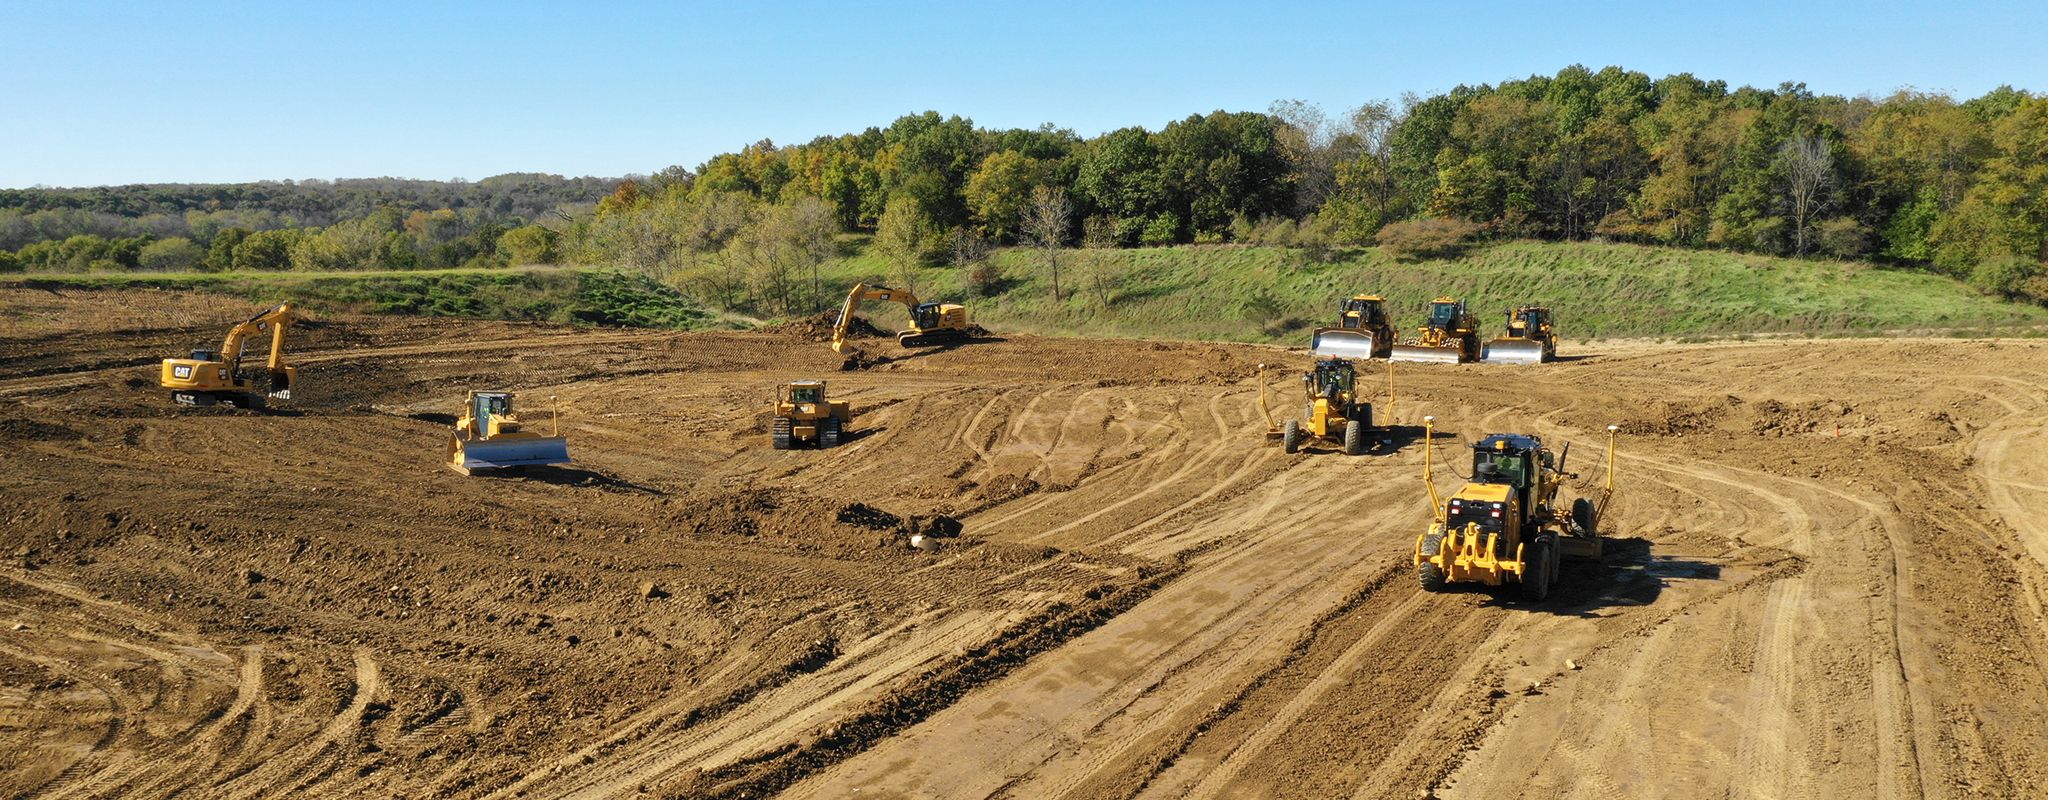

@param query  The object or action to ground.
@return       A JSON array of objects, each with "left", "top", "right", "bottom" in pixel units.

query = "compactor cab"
[
  {"left": 1276, "top": 357, "right": 1382, "bottom": 456},
  {"left": 447, "top": 391, "right": 571, "bottom": 475},
  {"left": 1389, "top": 297, "right": 1480, "bottom": 364},
  {"left": 1481, "top": 305, "right": 1558, "bottom": 364},
  {"left": 1310, "top": 294, "right": 1396, "bottom": 359},
  {"left": 1415, "top": 420, "right": 1617, "bottom": 601},
  {"left": 773, "top": 380, "right": 853, "bottom": 449}
]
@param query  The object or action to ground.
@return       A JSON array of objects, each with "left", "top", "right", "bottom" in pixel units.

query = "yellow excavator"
[
  {"left": 447, "top": 391, "right": 571, "bottom": 474},
  {"left": 1260, "top": 357, "right": 1388, "bottom": 455},
  {"left": 1413, "top": 418, "right": 1617, "bottom": 601},
  {"left": 1480, "top": 305, "right": 1557, "bottom": 365},
  {"left": 772, "top": 380, "right": 852, "bottom": 449},
  {"left": 1389, "top": 296, "right": 1480, "bottom": 364},
  {"left": 160, "top": 302, "right": 299, "bottom": 408},
  {"left": 1309, "top": 294, "right": 1395, "bottom": 359},
  {"left": 831, "top": 282, "right": 973, "bottom": 353}
]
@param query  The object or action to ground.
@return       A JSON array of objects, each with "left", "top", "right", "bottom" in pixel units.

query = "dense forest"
[{"left": 4, "top": 65, "right": 2043, "bottom": 310}]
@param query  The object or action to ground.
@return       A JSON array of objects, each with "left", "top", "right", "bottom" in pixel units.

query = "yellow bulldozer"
[
  {"left": 1261, "top": 357, "right": 1386, "bottom": 455},
  {"left": 1389, "top": 296, "right": 1480, "bottom": 364},
  {"left": 446, "top": 391, "right": 571, "bottom": 475},
  {"left": 831, "top": 282, "right": 973, "bottom": 353},
  {"left": 1413, "top": 418, "right": 1617, "bottom": 601},
  {"left": 160, "top": 302, "right": 299, "bottom": 408},
  {"left": 1480, "top": 305, "right": 1557, "bottom": 365},
  {"left": 1309, "top": 294, "right": 1395, "bottom": 359},
  {"left": 772, "top": 380, "right": 852, "bottom": 449}
]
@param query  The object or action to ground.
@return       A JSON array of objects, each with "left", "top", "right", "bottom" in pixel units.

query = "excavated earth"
[{"left": 2, "top": 287, "right": 2047, "bottom": 799}]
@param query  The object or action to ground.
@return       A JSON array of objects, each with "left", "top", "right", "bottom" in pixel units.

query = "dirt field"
[{"left": 3, "top": 287, "right": 2047, "bottom": 799}]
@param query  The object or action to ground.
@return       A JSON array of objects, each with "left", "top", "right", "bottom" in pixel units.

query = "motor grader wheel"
[
  {"left": 1343, "top": 419, "right": 1365, "bottom": 456},
  {"left": 1521, "top": 537, "right": 1555, "bottom": 602},
  {"left": 1282, "top": 419, "right": 1303, "bottom": 454},
  {"left": 1418, "top": 532, "right": 1447, "bottom": 591}
]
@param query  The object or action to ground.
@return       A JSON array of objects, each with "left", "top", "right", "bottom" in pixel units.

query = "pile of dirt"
[{"left": 765, "top": 312, "right": 890, "bottom": 342}]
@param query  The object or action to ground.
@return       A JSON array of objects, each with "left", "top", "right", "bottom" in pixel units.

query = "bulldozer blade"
[
  {"left": 1480, "top": 340, "right": 1548, "bottom": 365},
  {"left": 454, "top": 437, "right": 570, "bottom": 473},
  {"left": 1388, "top": 345, "right": 1466, "bottom": 364},
  {"left": 1310, "top": 328, "right": 1380, "bottom": 360}
]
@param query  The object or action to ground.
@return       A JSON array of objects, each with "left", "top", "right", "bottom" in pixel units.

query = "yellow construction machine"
[
  {"left": 1260, "top": 357, "right": 1388, "bottom": 455},
  {"left": 1389, "top": 297, "right": 1480, "bottom": 364},
  {"left": 446, "top": 391, "right": 571, "bottom": 474},
  {"left": 772, "top": 380, "right": 852, "bottom": 449},
  {"left": 160, "top": 302, "right": 299, "bottom": 408},
  {"left": 1309, "top": 294, "right": 1395, "bottom": 359},
  {"left": 1413, "top": 418, "right": 1617, "bottom": 601},
  {"left": 1480, "top": 305, "right": 1557, "bottom": 365},
  {"left": 831, "top": 282, "right": 973, "bottom": 353}
]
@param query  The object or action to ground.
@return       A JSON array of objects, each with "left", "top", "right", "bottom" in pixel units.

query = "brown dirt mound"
[{"left": 764, "top": 312, "right": 891, "bottom": 342}]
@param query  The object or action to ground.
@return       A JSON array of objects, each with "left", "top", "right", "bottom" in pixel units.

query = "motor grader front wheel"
[
  {"left": 1418, "top": 532, "right": 1447, "bottom": 591},
  {"left": 1521, "top": 538, "right": 1555, "bottom": 601},
  {"left": 1344, "top": 419, "right": 1365, "bottom": 456}
]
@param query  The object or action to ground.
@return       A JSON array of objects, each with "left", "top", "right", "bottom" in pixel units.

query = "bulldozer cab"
[
  {"left": 1509, "top": 307, "right": 1549, "bottom": 336},
  {"left": 1428, "top": 300, "right": 1465, "bottom": 329},
  {"left": 786, "top": 382, "right": 824, "bottom": 405},
  {"left": 1340, "top": 297, "right": 1386, "bottom": 328}
]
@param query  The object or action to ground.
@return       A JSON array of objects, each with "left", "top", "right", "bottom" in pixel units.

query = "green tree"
[
  {"left": 232, "top": 229, "right": 299, "bottom": 271},
  {"left": 206, "top": 227, "right": 250, "bottom": 271},
  {"left": 964, "top": 150, "right": 1039, "bottom": 240},
  {"left": 138, "top": 237, "right": 205, "bottom": 271},
  {"left": 874, "top": 194, "right": 941, "bottom": 286},
  {"left": 1932, "top": 98, "right": 2048, "bottom": 271},
  {"left": 498, "top": 225, "right": 559, "bottom": 265}
]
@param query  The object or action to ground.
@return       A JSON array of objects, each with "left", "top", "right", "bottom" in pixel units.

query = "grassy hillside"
[
  {"left": 2, "top": 267, "right": 729, "bottom": 331},
  {"left": 814, "top": 240, "right": 2048, "bottom": 341}
]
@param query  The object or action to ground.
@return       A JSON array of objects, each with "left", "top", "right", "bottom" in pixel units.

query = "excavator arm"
[
  {"left": 217, "top": 303, "right": 298, "bottom": 374},
  {"left": 832, "top": 283, "right": 918, "bottom": 353}
]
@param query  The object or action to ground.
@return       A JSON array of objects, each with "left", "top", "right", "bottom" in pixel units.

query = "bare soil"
[{"left": 2, "top": 287, "right": 2046, "bottom": 799}]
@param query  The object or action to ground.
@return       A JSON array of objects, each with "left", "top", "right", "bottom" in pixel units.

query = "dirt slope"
[{"left": 1, "top": 287, "right": 2045, "bottom": 799}]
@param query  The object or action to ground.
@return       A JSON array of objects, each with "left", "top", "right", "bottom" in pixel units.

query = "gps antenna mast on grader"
[
  {"left": 160, "top": 302, "right": 299, "bottom": 408},
  {"left": 1309, "top": 294, "right": 1395, "bottom": 359},
  {"left": 831, "top": 282, "right": 973, "bottom": 354},
  {"left": 1389, "top": 297, "right": 1481, "bottom": 364},
  {"left": 1413, "top": 417, "right": 1618, "bottom": 601}
]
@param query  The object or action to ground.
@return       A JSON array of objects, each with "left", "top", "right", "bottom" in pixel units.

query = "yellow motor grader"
[
  {"left": 446, "top": 391, "right": 571, "bottom": 475},
  {"left": 1389, "top": 296, "right": 1481, "bottom": 364},
  {"left": 1480, "top": 305, "right": 1558, "bottom": 365},
  {"left": 1260, "top": 356, "right": 1388, "bottom": 456},
  {"left": 772, "top": 380, "right": 852, "bottom": 449},
  {"left": 1309, "top": 294, "right": 1395, "bottom": 359},
  {"left": 1413, "top": 418, "right": 1617, "bottom": 601},
  {"left": 160, "top": 302, "right": 299, "bottom": 408}
]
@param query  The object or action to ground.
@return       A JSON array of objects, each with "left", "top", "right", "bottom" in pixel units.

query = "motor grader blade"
[
  {"left": 1480, "top": 339, "right": 1548, "bottom": 365},
  {"left": 448, "top": 434, "right": 570, "bottom": 475},
  {"left": 1388, "top": 344, "right": 1466, "bottom": 364},
  {"left": 1310, "top": 328, "right": 1380, "bottom": 360}
]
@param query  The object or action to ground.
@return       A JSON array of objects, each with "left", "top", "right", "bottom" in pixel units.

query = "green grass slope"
[{"left": 818, "top": 240, "right": 2048, "bottom": 342}]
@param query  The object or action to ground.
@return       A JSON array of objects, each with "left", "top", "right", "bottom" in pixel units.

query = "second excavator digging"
[{"left": 1309, "top": 294, "right": 1395, "bottom": 360}]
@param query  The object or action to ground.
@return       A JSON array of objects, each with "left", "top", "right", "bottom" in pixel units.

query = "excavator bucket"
[
  {"left": 1310, "top": 328, "right": 1381, "bottom": 360},
  {"left": 1388, "top": 344, "right": 1466, "bottom": 364},
  {"left": 1480, "top": 339, "right": 1548, "bottom": 365},
  {"left": 448, "top": 434, "right": 571, "bottom": 475}
]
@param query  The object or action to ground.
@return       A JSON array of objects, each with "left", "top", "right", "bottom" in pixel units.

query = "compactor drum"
[
  {"left": 447, "top": 391, "right": 571, "bottom": 475},
  {"left": 1309, "top": 294, "right": 1396, "bottom": 360},
  {"left": 1480, "top": 305, "right": 1558, "bottom": 365},
  {"left": 1389, "top": 297, "right": 1481, "bottom": 364}
]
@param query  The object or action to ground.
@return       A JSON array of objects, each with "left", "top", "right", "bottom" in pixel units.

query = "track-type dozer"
[
  {"left": 1262, "top": 357, "right": 1385, "bottom": 455},
  {"left": 831, "top": 282, "right": 973, "bottom": 353},
  {"left": 1413, "top": 418, "right": 1617, "bottom": 601},
  {"left": 160, "top": 302, "right": 299, "bottom": 408},
  {"left": 447, "top": 391, "right": 570, "bottom": 475},
  {"left": 1310, "top": 294, "right": 1395, "bottom": 360},
  {"left": 1480, "top": 305, "right": 1557, "bottom": 365},
  {"left": 1389, "top": 297, "right": 1480, "bottom": 364},
  {"left": 772, "top": 380, "right": 852, "bottom": 449}
]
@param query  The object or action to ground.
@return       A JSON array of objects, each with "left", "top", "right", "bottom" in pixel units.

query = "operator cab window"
[
  {"left": 791, "top": 387, "right": 820, "bottom": 403},
  {"left": 1431, "top": 304, "right": 1458, "bottom": 326}
]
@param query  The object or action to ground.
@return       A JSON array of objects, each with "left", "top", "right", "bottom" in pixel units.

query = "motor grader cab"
[
  {"left": 447, "top": 391, "right": 571, "bottom": 475},
  {"left": 772, "top": 380, "right": 852, "bottom": 449},
  {"left": 1273, "top": 357, "right": 1382, "bottom": 456},
  {"left": 831, "top": 282, "right": 973, "bottom": 353},
  {"left": 1413, "top": 418, "right": 1617, "bottom": 601},
  {"left": 1389, "top": 297, "right": 1480, "bottom": 364},
  {"left": 1309, "top": 294, "right": 1395, "bottom": 359},
  {"left": 160, "top": 302, "right": 299, "bottom": 408},
  {"left": 1481, "top": 305, "right": 1557, "bottom": 365}
]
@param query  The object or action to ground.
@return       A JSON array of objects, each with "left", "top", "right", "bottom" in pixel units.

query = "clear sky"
[{"left": 1, "top": 0, "right": 2040, "bottom": 188}]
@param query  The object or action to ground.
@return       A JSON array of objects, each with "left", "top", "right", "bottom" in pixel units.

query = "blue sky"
[{"left": 1, "top": 0, "right": 2039, "bottom": 187}]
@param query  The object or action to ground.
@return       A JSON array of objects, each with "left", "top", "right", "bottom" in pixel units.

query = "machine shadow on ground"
[
  {"left": 1477, "top": 536, "right": 1720, "bottom": 617},
  {"left": 470, "top": 464, "right": 666, "bottom": 494}
]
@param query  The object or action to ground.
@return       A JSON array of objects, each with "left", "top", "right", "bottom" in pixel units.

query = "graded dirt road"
[{"left": 2, "top": 288, "right": 2046, "bottom": 799}]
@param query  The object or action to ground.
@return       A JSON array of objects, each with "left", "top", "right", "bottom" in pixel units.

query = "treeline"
[{"left": 573, "top": 65, "right": 2046, "bottom": 304}]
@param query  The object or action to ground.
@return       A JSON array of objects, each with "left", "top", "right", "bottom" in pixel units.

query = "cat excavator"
[
  {"left": 1389, "top": 296, "right": 1481, "bottom": 364},
  {"left": 1413, "top": 417, "right": 1618, "bottom": 601},
  {"left": 830, "top": 282, "right": 973, "bottom": 354},
  {"left": 160, "top": 302, "right": 299, "bottom": 408},
  {"left": 1309, "top": 294, "right": 1395, "bottom": 359}
]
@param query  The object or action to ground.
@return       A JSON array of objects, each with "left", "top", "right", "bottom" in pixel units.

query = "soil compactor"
[
  {"left": 447, "top": 391, "right": 571, "bottom": 475},
  {"left": 1480, "top": 305, "right": 1557, "bottom": 365},
  {"left": 831, "top": 282, "right": 973, "bottom": 353},
  {"left": 160, "top": 302, "right": 299, "bottom": 408},
  {"left": 1414, "top": 418, "right": 1617, "bottom": 601},
  {"left": 1389, "top": 297, "right": 1481, "bottom": 364},
  {"left": 772, "top": 380, "right": 852, "bottom": 449},
  {"left": 1309, "top": 294, "right": 1396, "bottom": 359},
  {"left": 1261, "top": 357, "right": 1386, "bottom": 456}
]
